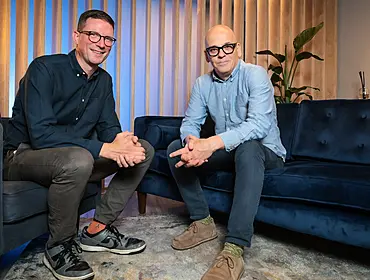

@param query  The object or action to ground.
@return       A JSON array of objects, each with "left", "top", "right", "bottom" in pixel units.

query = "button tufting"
[
  {"left": 320, "top": 140, "right": 327, "bottom": 145},
  {"left": 361, "top": 114, "right": 367, "bottom": 119},
  {"left": 358, "top": 144, "right": 365, "bottom": 148}
]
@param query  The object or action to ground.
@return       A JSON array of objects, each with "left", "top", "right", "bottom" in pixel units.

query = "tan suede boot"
[
  {"left": 201, "top": 251, "right": 245, "bottom": 280},
  {"left": 171, "top": 219, "right": 217, "bottom": 250}
]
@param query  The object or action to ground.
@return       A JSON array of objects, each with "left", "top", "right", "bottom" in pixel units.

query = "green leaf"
[
  {"left": 272, "top": 83, "right": 282, "bottom": 90},
  {"left": 289, "top": 86, "right": 320, "bottom": 93},
  {"left": 271, "top": 73, "right": 283, "bottom": 84},
  {"left": 285, "top": 89, "right": 293, "bottom": 101},
  {"left": 274, "top": 96, "right": 284, "bottom": 104},
  {"left": 255, "top": 50, "right": 285, "bottom": 63},
  {"left": 268, "top": 64, "right": 283, "bottom": 74},
  {"left": 293, "top": 22, "right": 324, "bottom": 52},
  {"left": 305, "top": 93, "right": 313, "bottom": 100},
  {"left": 293, "top": 92, "right": 314, "bottom": 102},
  {"left": 296, "top": 52, "right": 324, "bottom": 62}
]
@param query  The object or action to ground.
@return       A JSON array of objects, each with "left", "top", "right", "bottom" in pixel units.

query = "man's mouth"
[
  {"left": 217, "top": 61, "right": 229, "bottom": 66},
  {"left": 91, "top": 49, "right": 105, "bottom": 55}
]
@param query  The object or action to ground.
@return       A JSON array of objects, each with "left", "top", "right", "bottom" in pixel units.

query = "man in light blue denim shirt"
[{"left": 167, "top": 25, "right": 286, "bottom": 280}]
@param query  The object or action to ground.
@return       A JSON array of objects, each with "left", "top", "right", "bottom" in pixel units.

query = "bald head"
[
  {"left": 205, "top": 25, "right": 237, "bottom": 48},
  {"left": 204, "top": 25, "right": 241, "bottom": 80}
]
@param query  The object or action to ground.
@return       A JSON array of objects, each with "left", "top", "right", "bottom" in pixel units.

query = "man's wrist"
[
  {"left": 207, "top": 135, "right": 224, "bottom": 152},
  {"left": 99, "top": 143, "right": 110, "bottom": 158}
]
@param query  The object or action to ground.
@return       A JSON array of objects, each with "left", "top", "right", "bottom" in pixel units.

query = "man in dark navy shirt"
[{"left": 4, "top": 10, "right": 154, "bottom": 280}]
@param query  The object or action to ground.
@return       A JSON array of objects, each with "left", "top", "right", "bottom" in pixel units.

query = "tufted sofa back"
[{"left": 291, "top": 99, "right": 370, "bottom": 164}]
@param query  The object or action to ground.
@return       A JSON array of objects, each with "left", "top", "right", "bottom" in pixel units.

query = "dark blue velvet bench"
[{"left": 134, "top": 100, "right": 370, "bottom": 249}]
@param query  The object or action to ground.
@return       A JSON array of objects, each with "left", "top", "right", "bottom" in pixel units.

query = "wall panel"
[{"left": 1, "top": 0, "right": 338, "bottom": 120}]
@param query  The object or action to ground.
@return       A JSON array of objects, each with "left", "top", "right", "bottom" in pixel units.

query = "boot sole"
[
  {"left": 79, "top": 243, "right": 146, "bottom": 255},
  {"left": 43, "top": 256, "right": 95, "bottom": 280},
  {"left": 171, "top": 234, "right": 218, "bottom": 250}
]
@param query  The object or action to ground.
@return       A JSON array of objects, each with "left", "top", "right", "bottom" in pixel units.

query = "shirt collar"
[
  {"left": 211, "top": 59, "right": 241, "bottom": 83},
  {"left": 68, "top": 49, "right": 100, "bottom": 78}
]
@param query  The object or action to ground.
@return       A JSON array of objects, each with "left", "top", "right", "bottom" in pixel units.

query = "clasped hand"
[
  {"left": 100, "top": 132, "right": 146, "bottom": 168},
  {"left": 169, "top": 135, "right": 214, "bottom": 168}
]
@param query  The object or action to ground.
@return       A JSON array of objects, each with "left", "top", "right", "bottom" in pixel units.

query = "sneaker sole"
[
  {"left": 43, "top": 256, "right": 95, "bottom": 280},
  {"left": 79, "top": 242, "right": 146, "bottom": 255},
  {"left": 171, "top": 234, "right": 218, "bottom": 250}
]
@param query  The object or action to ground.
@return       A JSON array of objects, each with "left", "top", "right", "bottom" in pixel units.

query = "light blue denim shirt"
[{"left": 180, "top": 59, "right": 286, "bottom": 160}]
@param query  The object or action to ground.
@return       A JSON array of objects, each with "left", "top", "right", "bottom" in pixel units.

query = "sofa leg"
[{"left": 137, "top": 191, "right": 147, "bottom": 215}]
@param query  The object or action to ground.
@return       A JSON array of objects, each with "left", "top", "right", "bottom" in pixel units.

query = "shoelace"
[
  {"left": 215, "top": 254, "right": 235, "bottom": 269},
  {"left": 187, "top": 222, "right": 198, "bottom": 233},
  {"left": 59, "top": 240, "right": 83, "bottom": 265},
  {"left": 107, "top": 225, "right": 127, "bottom": 244}
]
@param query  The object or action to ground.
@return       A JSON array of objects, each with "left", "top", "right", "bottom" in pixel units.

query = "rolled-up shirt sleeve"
[{"left": 218, "top": 66, "right": 274, "bottom": 151}]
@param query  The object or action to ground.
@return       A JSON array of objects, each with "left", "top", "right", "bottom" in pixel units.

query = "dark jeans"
[
  {"left": 167, "top": 139, "right": 284, "bottom": 248},
  {"left": 4, "top": 140, "right": 154, "bottom": 247}
]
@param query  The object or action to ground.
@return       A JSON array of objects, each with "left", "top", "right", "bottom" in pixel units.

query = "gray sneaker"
[
  {"left": 79, "top": 225, "right": 146, "bottom": 255},
  {"left": 43, "top": 239, "right": 94, "bottom": 280}
]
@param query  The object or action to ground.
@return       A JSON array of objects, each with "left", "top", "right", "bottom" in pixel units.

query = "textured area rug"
[{"left": 4, "top": 214, "right": 370, "bottom": 280}]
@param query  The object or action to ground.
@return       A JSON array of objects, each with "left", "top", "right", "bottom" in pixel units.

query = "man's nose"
[
  {"left": 96, "top": 39, "right": 106, "bottom": 48},
  {"left": 218, "top": 50, "right": 226, "bottom": 58}
]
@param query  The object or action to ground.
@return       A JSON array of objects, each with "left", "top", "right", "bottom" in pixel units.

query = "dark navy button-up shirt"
[{"left": 5, "top": 50, "right": 121, "bottom": 158}]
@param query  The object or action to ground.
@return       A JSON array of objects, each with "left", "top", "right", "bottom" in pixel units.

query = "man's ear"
[
  {"left": 72, "top": 30, "right": 79, "bottom": 46},
  {"left": 237, "top": 43, "right": 242, "bottom": 58},
  {"left": 204, "top": 50, "right": 210, "bottom": 63}
]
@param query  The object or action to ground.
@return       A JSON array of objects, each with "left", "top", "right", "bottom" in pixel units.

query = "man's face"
[
  {"left": 73, "top": 18, "right": 114, "bottom": 68},
  {"left": 205, "top": 30, "right": 241, "bottom": 80}
]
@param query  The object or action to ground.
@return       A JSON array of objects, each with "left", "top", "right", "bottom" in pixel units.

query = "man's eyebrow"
[{"left": 207, "top": 42, "right": 234, "bottom": 48}]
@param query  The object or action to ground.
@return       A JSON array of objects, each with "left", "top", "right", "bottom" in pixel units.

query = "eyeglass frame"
[
  {"left": 77, "top": 30, "right": 117, "bottom": 47},
  {"left": 205, "top": 42, "right": 238, "bottom": 57}
]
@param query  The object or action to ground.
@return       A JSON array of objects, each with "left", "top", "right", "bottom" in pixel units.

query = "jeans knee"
[
  {"left": 167, "top": 139, "right": 183, "bottom": 167},
  {"left": 58, "top": 147, "right": 94, "bottom": 179},
  {"left": 167, "top": 139, "right": 182, "bottom": 157},
  {"left": 236, "top": 140, "right": 264, "bottom": 162},
  {"left": 139, "top": 139, "right": 155, "bottom": 161}
]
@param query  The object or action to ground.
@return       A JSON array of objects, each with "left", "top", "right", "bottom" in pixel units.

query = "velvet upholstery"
[
  {"left": 0, "top": 118, "right": 101, "bottom": 255},
  {"left": 135, "top": 100, "right": 370, "bottom": 249}
]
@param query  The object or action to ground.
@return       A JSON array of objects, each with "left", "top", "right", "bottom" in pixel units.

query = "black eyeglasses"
[
  {"left": 78, "top": 30, "right": 116, "bottom": 47},
  {"left": 206, "top": 43, "right": 237, "bottom": 57}
]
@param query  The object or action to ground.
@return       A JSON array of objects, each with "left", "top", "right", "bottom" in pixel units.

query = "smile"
[
  {"left": 91, "top": 49, "right": 105, "bottom": 55},
  {"left": 217, "top": 61, "right": 229, "bottom": 66}
]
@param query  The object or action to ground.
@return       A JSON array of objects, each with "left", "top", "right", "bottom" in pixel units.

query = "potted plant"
[{"left": 256, "top": 22, "right": 324, "bottom": 103}]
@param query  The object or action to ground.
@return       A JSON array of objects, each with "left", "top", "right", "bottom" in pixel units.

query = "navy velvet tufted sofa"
[
  {"left": 134, "top": 99, "right": 370, "bottom": 249},
  {"left": 0, "top": 118, "right": 102, "bottom": 255}
]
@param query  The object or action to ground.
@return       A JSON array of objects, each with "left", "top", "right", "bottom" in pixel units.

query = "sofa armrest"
[
  {"left": 0, "top": 123, "right": 4, "bottom": 254},
  {"left": 134, "top": 116, "right": 183, "bottom": 150}
]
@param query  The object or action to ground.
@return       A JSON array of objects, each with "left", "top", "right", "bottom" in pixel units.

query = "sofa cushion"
[
  {"left": 276, "top": 103, "right": 299, "bottom": 161},
  {"left": 134, "top": 116, "right": 183, "bottom": 149},
  {"left": 3, "top": 181, "right": 99, "bottom": 224},
  {"left": 149, "top": 150, "right": 172, "bottom": 177},
  {"left": 292, "top": 99, "right": 370, "bottom": 164},
  {"left": 168, "top": 160, "right": 370, "bottom": 212},
  {"left": 263, "top": 161, "right": 370, "bottom": 212},
  {"left": 143, "top": 124, "right": 180, "bottom": 150}
]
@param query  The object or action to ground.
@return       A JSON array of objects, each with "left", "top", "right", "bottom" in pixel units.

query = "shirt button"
[
  {"left": 75, "top": 117, "right": 79, "bottom": 121},
  {"left": 226, "top": 113, "right": 229, "bottom": 117},
  {"left": 77, "top": 74, "right": 80, "bottom": 77},
  {"left": 223, "top": 98, "right": 227, "bottom": 102},
  {"left": 82, "top": 99, "right": 85, "bottom": 102},
  {"left": 227, "top": 127, "right": 230, "bottom": 131}
]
